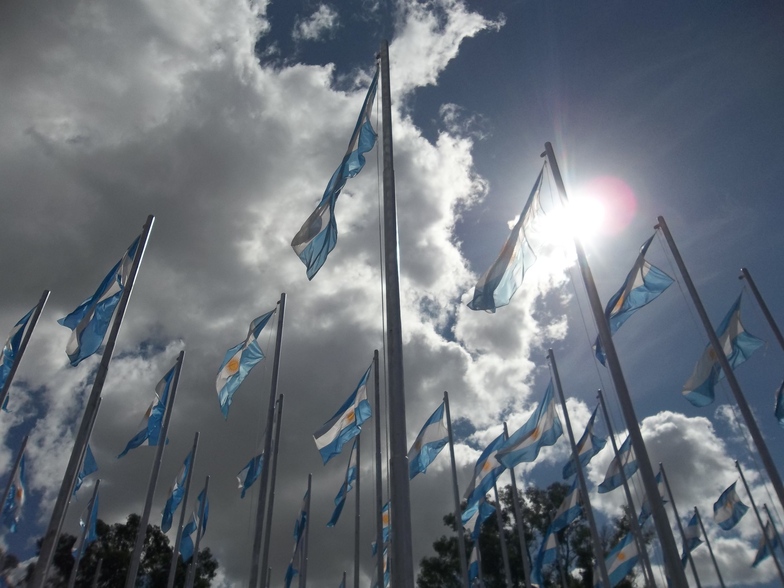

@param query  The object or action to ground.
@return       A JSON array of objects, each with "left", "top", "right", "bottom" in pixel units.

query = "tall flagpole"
[
  {"left": 67, "top": 479, "right": 101, "bottom": 588},
  {"left": 300, "top": 473, "right": 313, "bottom": 588},
  {"left": 544, "top": 144, "right": 687, "bottom": 587},
  {"left": 740, "top": 268, "right": 784, "bottom": 353},
  {"left": 354, "top": 434, "right": 361, "bottom": 588},
  {"left": 32, "top": 214, "right": 155, "bottom": 588},
  {"left": 0, "top": 289, "right": 50, "bottom": 410},
  {"left": 250, "top": 293, "right": 286, "bottom": 588},
  {"left": 548, "top": 353, "right": 611, "bottom": 588},
  {"left": 444, "top": 391, "right": 470, "bottom": 588},
  {"left": 694, "top": 506, "right": 725, "bottom": 588},
  {"left": 380, "top": 40, "right": 414, "bottom": 588},
  {"left": 261, "top": 394, "right": 285, "bottom": 588},
  {"left": 660, "top": 463, "right": 702, "bottom": 588},
  {"left": 185, "top": 476, "right": 210, "bottom": 588},
  {"left": 492, "top": 482, "right": 513, "bottom": 588},
  {"left": 596, "top": 389, "right": 655, "bottom": 586},
  {"left": 502, "top": 425, "right": 532, "bottom": 588},
  {"left": 658, "top": 216, "right": 784, "bottom": 513},
  {"left": 126, "top": 350, "right": 186, "bottom": 588},
  {"left": 91, "top": 558, "right": 103, "bottom": 588},
  {"left": 373, "top": 350, "right": 384, "bottom": 588},
  {"left": 167, "top": 432, "right": 200, "bottom": 588}
]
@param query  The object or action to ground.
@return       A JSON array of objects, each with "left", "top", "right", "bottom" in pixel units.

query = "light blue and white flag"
[
  {"left": 2, "top": 454, "right": 25, "bottom": 533},
  {"left": 775, "top": 380, "right": 784, "bottom": 428},
  {"left": 0, "top": 306, "right": 35, "bottom": 409},
  {"left": 161, "top": 450, "right": 193, "bottom": 533},
  {"left": 284, "top": 488, "right": 310, "bottom": 588},
  {"left": 237, "top": 452, "right": 264, "bottom": 499},
  {"left": 462, "top": 433, "right": 507, "bottom": 524},
  {"left": 551, "top": 479, "right": 582, "bottom": 532},
  {"left": 598, "top": 434, "right": 638, "bottom": 494},
  {"left": 117, "top": 364, "right": 176, "bottom": 458},
  {"left": 291, "top": 68, "right": 379, "bottom": 280},
  {"left": 408, "top": 401, "right": 448, "bottom": 479},
  {"left": 713, "top": 481, "right": 749, "bottom": 530},
  {"left": 638, "top": 471, "right": 666, "bottom": 526},
  {"left": 532, "top": 526, "right": 559, "bottom": 587},
  {"left": 563, "top": 405, "right": 606, "bottom": 479},
  {"left": 73, "top": 444, "right": 98, "bottom": 497},
  {"left": 594, "top": 234, "right": 673, "bottom": 365},
  {"left": 180, "top": 488, "right": 209, "bottom": 563},
  {"left": 680, "top": 513, "right": 702, "bottom": 567},
  {"left": 314, "top": 364, "right": 372, "bottom": 464},
  {"left": 468, "top": 167, "right": 544, "bottom": 312},
  {"left": 327, "top": 438, "right": 358, "bottom": 527},
  {"left": 468, "top": 543, "right": 481, "bottom": 587},
  {"left": 371, "top": 502, "right": 391, "bottom": 556},
  {"left": 71, "top": 491, "right": 99, "bottom": 560},
  {"left": 752, "top": 520, "right": 779, "bottom": 567},
  {"left": 604, "top": 532, "right": 639, "bottom": 587},
  {"left": 216, "top": 310, "right": 275, "bottom": 419},
  {"left": 464, "top": 499, "right": 495, "bottom": 541},
  {"left": 497, "top": 381, "right": 563, "bottom": 469},
  {"left": 683, "top": 294, "right": 764, "bottom": 407},
  {"left": 59, "top": 236, "right": 140, "bottom": 366}
]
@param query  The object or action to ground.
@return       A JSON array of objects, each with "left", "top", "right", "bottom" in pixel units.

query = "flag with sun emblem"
[
  {"left": 605, "top": 531, "right": 639, "bottom": 586},
  {"left": 216, "top": 310, "right": 275, "bottom": 418},
  {"left": 408, "top": 401, "right": 448, "bottom": 479},
  {"left": 462, "top": 432, "right": 507, "bottom": 525}
]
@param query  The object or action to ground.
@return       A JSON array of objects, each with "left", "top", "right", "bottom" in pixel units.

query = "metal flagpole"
[
  {"left": 502, "top": 427, "right": 533, "bottom": 588},
  {"left": 660, "top": 463, "right": 702, "bottom": 588},
  {"left": 595, "top": 389, "right": 655, "bottom": 586},
  {"left": 694, "top": 506, "right": 725, "bottom": 588},
  {"left": 250, "top": 293, "right": 286, "bottom": 588},
  {"left": 32, "top": 214, "right": 155, "bottom": 588},
  {"left": 445, "top": 391, "right": 470, "bottom": 588},
  {"left": 1, "top": 435, "right": 27, "bottom": 521},
  {"left": 0, "top": 289, "right": 50, "bottom": 411},
  {"left": 354, "top": 433, "right": 361, "bottom": 588},
  {"left": 373, "top": 350, "right": 384, "bottom": 588},
  {"left": 342, "top": 571, "right": 347, "bottom": 588},
  {"left": 261, "top": 394, "right": 285, "bottom": 588},
  {"left": 492, "top": 482, "right": 513, "bottom": 587},
  {"left": 68, "top": 479, "right": 101, "bottom": 588},
  {"left": 379, "top": 40, "right": 414, "bottom": 588},
  {"left": 737, "top": 461, "right": 784, "bottom": 584},
  {"left": 91, "top": 558, "right": 103, "bottom": 588},
  {"left": 657, "top": 216, "right": 784, "bottom": 513},
  {"left": 300, "top": 473, "right": 312, "bottom": 588},
  {"left": 740, "top": 268, "right": 784, "bottom": 353},
  {"left": 167, "top": 432, "right": 200, "bottom": 588},
  {"left": 185, "top": 476, "right": 210, "bottom": 588},
  {"left": 544, "top": 144, "right": 687, "bottom": 586},
  {"left": 126, "top": 350, "right": 186, "bottom": 588},
  {"left": 548, "top": 354, "right": 611, "bottom": 588}
]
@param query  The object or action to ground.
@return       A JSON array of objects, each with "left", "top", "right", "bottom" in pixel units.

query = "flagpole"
[
  {"left": 185, "top": 476, "right": 210, "bottom": 588},
  {"left": 1, "top": 435, "right": 27, "bottom": 523},
  {"left": 492, "top": 482, "right": 513, "bottom": 588},
  {"left": 32, "top": 214, "right": 154, "bottom": 588},
  {"left": 657, "top": 217, "right": 784, "bottom": 513},
  {"left": 300, "top": 473, "right": 312, "bottom": 588},
  {"left": 67, "top": 479, "right": 100, "bottom": 588},
  {"left": 250, "top": 293, "right": 286, "bottom": 588},
  {"left": 126, "top": 350, "right": 185, "bottom": 588},
  {"left": 373, "top": 350, "right": 384, "bottom": 588},
  {"left": 445, "top": 392, "right": 470, "bottom": 588},
  {"left": 694, "top": 506, "right": 725, "bottom": 588},
  {"left": 503, "top": 436, "right": 533, "bottom": 588},
  {"left": 543, "top": 145, "right": 687, "bottom": 587},
  {"left": 740, "top": 268, "right": 784, "bottom": 353},
  {"left": 380, "top": 40, "right": 414, "bottom": 588},
  {"left": 167, "top": 432, "right": 200, "bottom": 588},
  {"left": 548, "top": 353, "right": 611, "bottom": 588},
  {"left": 354, "top": 432, "right": 361, "bottom": 588},
  {"left": 660, "top": 463, "right": 702, "bottom": 588},
  {"left": 737, "top": 461, "right": 784, "bottom": 584},
  {"left": 476, "top": 544, "right": 484, "bottom": 588},
  {"left": 342, "top": 571, "right": 347, "bottom": 588},
  {"left": 595, "top": 389, "right": 655, "bottom": 586},
  {"left": 91, "top": 558, "right": 102, "bottom": 588},
  {"left": 261, "top": 394, "right": 284, "bottom": 588},
  {"left": 763, "top": 504, "right": 784, "bottom": 574},
  {"left": 0, "top": 289, "right": 50, "bottom": 411},
  {"left": 548, "top": 510, "right": 569, "bottom": 588}
]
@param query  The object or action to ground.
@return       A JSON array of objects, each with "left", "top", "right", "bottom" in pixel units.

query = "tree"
[{"left": 417, "top": 482, "right": 645, "bottom": 588}]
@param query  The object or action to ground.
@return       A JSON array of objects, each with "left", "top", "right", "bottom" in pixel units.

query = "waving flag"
[
  {"left": 713, "top": 481, "right": 749, "bottom": 530},
  {"left": 562, "top": 405, "right": 606, "bottom": 479},
  {"left": 598, "top": 434, "right": 638, "bottom": 494},
  {"left": 0, "top": 306, "right": 35, "bottom": 407},
  {"left": 408, "top": 401, "right": 448, "bottom": 479},
  {"left": 605, "top": 532, "right": 639, "bottom": 587},
  {"left": 683, "top": 294, "right": 764, "bottom": 407},
  {"left": 1, "top": 454, "right": 25, "bottom": 533},
  {"left": 161, "top": 450, "right": 192, "bottom": 533},
  {"left": 462, "top": 433, "right": 507, "bottom": 524},
  {"left": 752, "top": 520, "right": 779, "bottom": 567},
  {"left": 327, "top": 438, "right": 358, "bottom": 527},
  {"left": 71, "top": 491, "right": 100, "bottom": 560},
  {"left": 551, "top": 479, "right": 582, "bottom": 532},
  {"left": 237, "top": 452, "right": 264, "bottom": 499},
  {"left": 594, "top": 234, "right": 673, "bottom": 365},
  {"left": 638, "top": 471, "right": 666, "bottom": 526},
  {"left": 117, "top": 364, "right": 176, "bottom": 458},
  {"left": 314, "top": 364, "right": 372, "bottom": 464},
  {"left": 532, "top": 527, "right": 559, "bottom": 587},
  {"left": 497, "top": 381, "right": 563, "bottom": 469},
  {"left": 59, "top": 236, "right": 140, "bottom": 366},
  {"left": 284, "top": 488, "right": 310, "bottom": 588},
  {"left": 680, "top": 513, "right": 702, "bottom": 567},
  {"left": 216, "top": 310, "right": 275, "bottom": 419},
  {"left": 291, "top": 68, "right": 379, "bottom": 280},
  {"left": 467, "top": 167, "right": 544, "bottom": 312},
  {"left": 464, "top": 499, "right": 495, "bottom": 541},
  {"left": 468, "top": 543, "right": 481, "bottom": 587},
  {"left": 372, "top": 502, "right": 391, "bottom": 556},
  {"left": 180, "top": 489, "right": 208, "bottom": 563},
  {"left": 73, "top": 444, "right": 98, "bottom": 497}
]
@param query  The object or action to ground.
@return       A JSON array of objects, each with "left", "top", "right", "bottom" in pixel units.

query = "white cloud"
[{"left": 292, "top": 5, "right": 340, "bottom": 43}]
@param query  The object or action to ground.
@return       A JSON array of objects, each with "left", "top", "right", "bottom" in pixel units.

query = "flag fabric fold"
[
  {"left": 713, "top": 481, "right": 749, "bottom": 530},
  {"left": 291, "top": 68, "right": 379, "bottom": 280},
  {"left": 680, "top": 513, "right": 702, "bottom": 567},
  {"left": 532, "top": 526, "right": 559, "bottom": 587},
  {"left": 604, "top": 532, "right": 639, "bottom": 587},
  {"left": 161, "top": 450, "right": 193, "bottom": 533},
  {"left": 117, "top": 364, "right": 175, "bottom": 458},
  {"left": 237, "top": 452, "right": 264, "bottom": 499},
  {"left": 408, "top": 401, "right": 448, "bottom": 479},
  {"left": 598, "top": 434, "right": 638, "bottom": 494},
  {"left": 0, "top": 306, "right": 35, "bottom": 408},
  {"left": 1, "top": 454, "right": 25, "bottom": 533},
  {"left": 496, "top": 381, "right": 563, "bottom": 469},
  {"left": 216, "top": 310, "right": 275, "bottom": 418},
  {"left": 682, "top": 294, "right": 764, "bottom": 407},
  {"left": 467, "top": 167, "right": 544, "bottom": 312},
  {"left": 284, "top": 488, "right": 310, "bottom": 588},
  {"left": 71, "top": 491, "right": 99, "bottom": 560},
  {"left": 594, "top": 234, "right": 673, "bottom": 365},
  {"left": 73, "top": 444, "right": 98, "bottom": 497},
  {"left": 327, "top": 438, "right": 358, "bottom": 527},
  {"left": 562, "top": 405, "right": 606, "bottom": 479},
  {"left": 752, "top": 520, "right": 779, "bottom": 567},
  {"left": 313, "top": 364, "right": 372, "bottom": 464},
  {"left": 461, "top": 433, "right": 507, "bottom": 525},
  {"left": 58, "top": 236, "right": 140, "bottom": 366},
  {"left": 463, "top": 499, "right": 495, "bottom": 541}
]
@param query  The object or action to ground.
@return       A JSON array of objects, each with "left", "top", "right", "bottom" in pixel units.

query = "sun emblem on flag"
[
  {"left": 531, "top": 426, "right": 541, "bottom": 441},
  {"left": 227, "top": 357, "right": 240, "bottom": 374},
  {"left": 617, "top": 551, "right": 626, "bottom": 562}
]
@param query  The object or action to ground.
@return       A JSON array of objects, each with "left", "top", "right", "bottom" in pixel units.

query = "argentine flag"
[
  {"left": 551, "top": 478, "right": 582, "bottom": 532},
  {"left": 284, "top": 487, "right": 310, "bottom": 588},
  {"left": 464, "top": 499, "right": 495, "bottom": 541},
  {"left": 562, "top": 405, "right": 606, "bottom": 479},
  {"left": 2, "top": 453, "right": 25, "bottom": 533},
  {"left": 598, "top": 434, "right": 638, "bottom": 494},
  {"left": 117, "top": 364, "right": 176, "bottom": 458},
  {"left": 605, "top": 532, "right": 639, "bottom": 587},
  {"left": 680, "top": 513, "right": 702, "bottom": 566},
  {"left": 461, "top": 432, "right": 507, "bottom": 525},
  {"left": 71, "top": 491, "right": 99, "bottom": 560},
  {"left": 327, "top": 438, "right": 358, "bottom": 527},
  {"left": 638, "top": 471, "right": 666, "bottom": 526},
  {"left": 0, "top": 306, "right": 35, "bottom": 407},
  {"left": 161, "top": 450, "right": 193, "bottom": 533},
  {"left": 468, "top": 543, "right": 481, "bottom": 587},
  {"left": 713, "top": 481, "right": 748, "bottom": 530},
  {"left": 532, "top": 526, "right": 559, "bottom": 586},
  {"left": 408, "top": 401, "right": 448, "bottom": 479},
  {"left": 752, "top": 520, "right": 779, "bottom": 567},
  {"left": 73, "top": 444, "right": 98, "bottom": 497},
  {"left": 237, "top": 452, "right": 264, "bottom": 499}
]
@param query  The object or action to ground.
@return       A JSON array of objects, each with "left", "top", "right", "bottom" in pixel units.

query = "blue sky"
[{"left": 1, "top": 0, "right": 784, "bottom": 586}]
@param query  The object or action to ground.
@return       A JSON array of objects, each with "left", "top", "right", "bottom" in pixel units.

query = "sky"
[{"left": 1, "top": 0, "right": 784, "bottom": 586}]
